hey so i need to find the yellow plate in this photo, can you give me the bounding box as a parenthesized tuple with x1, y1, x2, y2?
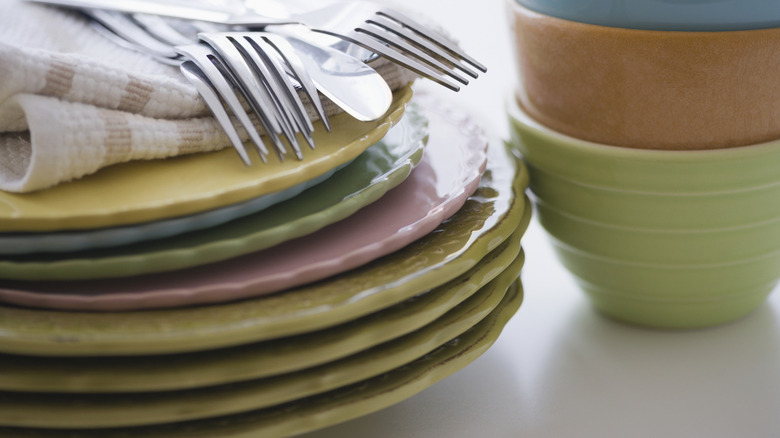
(0, 87, 412, 232)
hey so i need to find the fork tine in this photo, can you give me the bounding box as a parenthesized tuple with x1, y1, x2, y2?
(237, 34, 307, 159)
(366, 15, 479, 79)
(245, 34, 316, 153)
(207, 33, 304, 160)
(176, 43, 272, 161)
(179, 61, 253, 165)
(248, 35, 314, 149)
(263, 33, 331, 132)
(376, 8, 487, 73)
(198, 33, 292, 160)
(333, 31, 460, 91)
(357, 24, 470, 85)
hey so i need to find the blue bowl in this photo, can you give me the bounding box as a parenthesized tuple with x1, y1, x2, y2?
(515, 0, 780, 31)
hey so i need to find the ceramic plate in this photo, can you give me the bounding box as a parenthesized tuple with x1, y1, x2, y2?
(0, 105, 530, 357)
(0, 228, 526, 394)
(0, 87, 411, 232)
(0, 95, 477, 282)
(0, 106, 428, 282)
(0, 279, 523, 437)
(0, 168, 336, 255)
(0, 163, 342, 256)
(0, 187, 528, 358)
(0, 95, 483, 294)
(0, 103, 428, 256)
(0, 252, 525, 429)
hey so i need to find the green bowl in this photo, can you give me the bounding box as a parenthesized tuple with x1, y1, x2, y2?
(507, 96, 780, 329)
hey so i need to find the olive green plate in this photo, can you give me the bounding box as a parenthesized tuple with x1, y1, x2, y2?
(0, 132, 529, 357)
(0, 218, 529, 393)
(0, 104, 428, 284)
(0, 250, 525, 429)
(0, 87, 412, 232)
(0, 276, 524, 436)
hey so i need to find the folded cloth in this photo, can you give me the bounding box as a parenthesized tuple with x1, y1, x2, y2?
(0, 0, 417, 193)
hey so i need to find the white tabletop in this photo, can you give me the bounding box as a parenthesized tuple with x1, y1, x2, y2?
(301, 1, 780, 437)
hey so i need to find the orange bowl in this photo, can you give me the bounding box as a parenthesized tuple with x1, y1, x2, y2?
(509, 0, 780, 150)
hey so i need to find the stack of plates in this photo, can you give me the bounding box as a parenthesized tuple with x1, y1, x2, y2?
(0, 88, 531, 437)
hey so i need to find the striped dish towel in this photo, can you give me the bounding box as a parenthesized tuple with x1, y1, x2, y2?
(0, 0, 417, 193)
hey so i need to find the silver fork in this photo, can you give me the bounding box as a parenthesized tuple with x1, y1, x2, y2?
(88, 10, 325, 164)
(30, 0, 487, 91)
(266, 1, 489, 92)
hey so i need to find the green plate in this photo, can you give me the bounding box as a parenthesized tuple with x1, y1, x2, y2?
(0, 218, 528, 393)
(0, 278, 524, 435)
(0, 140, 529, 357)
(0, 251, 524, 429)
(0, 103, 428, 281)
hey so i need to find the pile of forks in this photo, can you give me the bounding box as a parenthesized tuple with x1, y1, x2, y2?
(28, 0, 486, 164)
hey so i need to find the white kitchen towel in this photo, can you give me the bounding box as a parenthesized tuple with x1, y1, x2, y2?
(0, 0, 417, 192)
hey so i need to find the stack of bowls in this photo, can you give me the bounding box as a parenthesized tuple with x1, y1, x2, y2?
(0, 89, 532, 436)
(506, 0, 780, 328)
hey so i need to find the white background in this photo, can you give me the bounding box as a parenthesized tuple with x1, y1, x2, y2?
(301, 0, 780, 437)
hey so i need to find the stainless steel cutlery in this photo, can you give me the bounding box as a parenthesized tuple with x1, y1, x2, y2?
(27, 0, 486, 164)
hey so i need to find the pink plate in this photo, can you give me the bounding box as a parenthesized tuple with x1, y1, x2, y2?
(0, 97, 488, 311)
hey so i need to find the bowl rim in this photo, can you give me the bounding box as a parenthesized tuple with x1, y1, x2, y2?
(510, 0, 780, 32)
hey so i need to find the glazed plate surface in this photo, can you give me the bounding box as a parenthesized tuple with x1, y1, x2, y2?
(0, 87, 411, 231)
(0, 105, 529, 356)
(0, 253, 525, 429)
(0, 102, 427, 255)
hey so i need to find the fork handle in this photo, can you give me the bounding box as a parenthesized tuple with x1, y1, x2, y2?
(25, 0, 296, 26)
